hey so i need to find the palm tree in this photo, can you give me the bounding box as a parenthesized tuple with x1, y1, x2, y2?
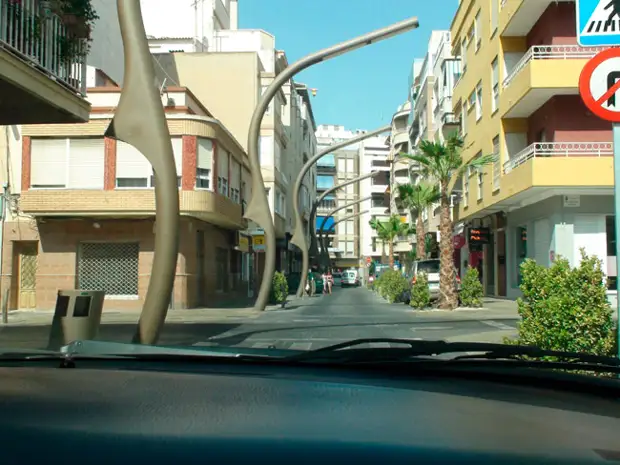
(396, 181, 440, 260)
(401, 134, 495, 309)
(370, 214, 414, 268)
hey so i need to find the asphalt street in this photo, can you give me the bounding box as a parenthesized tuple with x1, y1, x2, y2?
(0, 287, 519, 351)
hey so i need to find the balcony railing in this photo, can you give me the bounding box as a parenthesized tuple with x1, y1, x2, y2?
(503, 45, 604, 89)
(441, 112, 460, 125)
(503, 142, 613, 174)
(0, 0, 87, 94)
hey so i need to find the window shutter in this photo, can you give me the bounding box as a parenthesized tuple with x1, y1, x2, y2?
(171, 137, 183, 174)
(218, 148, 229, 178)
(229, 159, 240, 190)
(197, 138, 213, 170)
(68, 138, 105, 189)
(30, 139, 67, 188)
(116, 141, 148, 179)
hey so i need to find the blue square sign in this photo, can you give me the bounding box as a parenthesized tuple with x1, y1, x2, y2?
(577, 0, 620, 46)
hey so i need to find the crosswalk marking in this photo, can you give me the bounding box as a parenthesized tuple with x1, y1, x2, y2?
(582, 0, 620, 36)
(481, 320, 514, 331)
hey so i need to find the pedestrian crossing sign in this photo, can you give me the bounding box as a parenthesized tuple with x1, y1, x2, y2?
(577, 0, 620, 46)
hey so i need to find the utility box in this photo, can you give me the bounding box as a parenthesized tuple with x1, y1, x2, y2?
(47, 290, 105, 351)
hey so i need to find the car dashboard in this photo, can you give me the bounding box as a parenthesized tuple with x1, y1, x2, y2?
(0, 360, 619, 464)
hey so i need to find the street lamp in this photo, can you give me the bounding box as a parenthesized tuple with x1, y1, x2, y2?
(245, 18, 419, 312)
(291, 125, 389, 266)
(317, 196, 371, 267)
(319, 210, 370, 269)
(296, 171, 379, 296)
(105, 0, 179, 345)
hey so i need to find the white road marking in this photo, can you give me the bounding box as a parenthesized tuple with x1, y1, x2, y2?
(289, 342, 313, 350)
(481, 320, 514, 331)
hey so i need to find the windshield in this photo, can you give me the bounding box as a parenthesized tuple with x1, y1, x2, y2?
(0, 0, 618, 380)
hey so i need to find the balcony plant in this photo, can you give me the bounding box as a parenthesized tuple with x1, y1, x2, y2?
(51, 0, 99, 61)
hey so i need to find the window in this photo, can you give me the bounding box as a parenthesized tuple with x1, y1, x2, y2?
(229, 158, 241, 204)
(217, 148, 229, 197)
(490, 0, 498, 35)
(345, 183, 355, 194)
(274, 189, 285, 216)
(30, 138, 105, 189)
(474, 11, 481, 51)
(116, 138, 182, 188)
(259, 135, 274, 166)
(491, 57, 499, 113)
(492, 136, 500, 191)
(274, 140, 282, 172)
(77, 242, 139, 297)
(196, 138, 213, 190)
(463, 166, 470, 207)
(346, 159, 354, 173)
(345, 241, 354, 256)
(461, 101, 467, 135)
(262, 86, 273, 115)
(337, 158, 346, 172)
(476, 151, 484, 200)
(345, 220, 355, 235)
(475, 82, 483, 121)
(468, 91, 476, 111)
(467, 24, 475, 46)
(461, 37, 467, 70)
(317, 175, 334, 189)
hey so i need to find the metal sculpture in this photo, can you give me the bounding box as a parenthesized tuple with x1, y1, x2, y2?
(105, 0, 180, 344)
(247, 19, 419, 311)
(291, 125, 390, 297)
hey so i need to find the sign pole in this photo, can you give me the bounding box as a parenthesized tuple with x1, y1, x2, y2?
(614, 123, 620, 358)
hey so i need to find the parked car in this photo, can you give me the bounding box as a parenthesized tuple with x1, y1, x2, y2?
(410, 259, 461, 300)
(332, 272, 343, 287)
(341, 269, 360, 287)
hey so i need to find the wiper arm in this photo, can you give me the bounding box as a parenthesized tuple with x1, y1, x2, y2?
(284, 337, 620, 367)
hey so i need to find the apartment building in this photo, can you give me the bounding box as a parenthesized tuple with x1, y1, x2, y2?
(315, 125, 362, 269)
(143, 0, 238, 53)
(407, 31, 463, 258)
(359, 135, 391, 262)
(386, 102, 413, 258)
(0, 0, 122, 125)
(3, 85, 252, 311)
(451, 0, 614, 299)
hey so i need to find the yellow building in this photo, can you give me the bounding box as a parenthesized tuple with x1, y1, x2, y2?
(451, 0, 616, 300)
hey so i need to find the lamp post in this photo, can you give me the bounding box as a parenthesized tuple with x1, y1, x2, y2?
(106, 0, 179, 345)
(320, 210, 370, 270)
(317, 196, 371, 268)
(291, 125, 390, 283)
(296, 171, 379, 296)
(245, 18, 419, 312)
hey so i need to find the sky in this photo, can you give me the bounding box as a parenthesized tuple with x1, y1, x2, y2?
(238, 0, 459, 131)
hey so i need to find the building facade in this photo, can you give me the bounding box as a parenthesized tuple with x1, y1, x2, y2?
(450, 0, 613, 299)
(315, 124, 362, 269)
(4, 86, 253, 311)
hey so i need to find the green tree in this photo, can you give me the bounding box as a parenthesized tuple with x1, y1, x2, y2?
(397, 181, 440, 260)
(401, 134, 494, 309)
(370, 214, 414, 268)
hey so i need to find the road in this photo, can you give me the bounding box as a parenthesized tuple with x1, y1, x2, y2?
(0, 287, 518, 351)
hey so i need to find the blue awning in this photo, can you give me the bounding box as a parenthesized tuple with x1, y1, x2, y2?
(316, 216, 335, 232)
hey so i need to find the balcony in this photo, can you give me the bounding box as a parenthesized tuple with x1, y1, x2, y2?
(370, 183, 389, 194)
(19, 189, 247, 230)
(501, 45, 603, 118)
(499, 0, 568, 36)
(0, 0, 90, 124)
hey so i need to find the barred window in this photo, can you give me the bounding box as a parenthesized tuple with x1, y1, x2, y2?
(77, 242, 139, 296)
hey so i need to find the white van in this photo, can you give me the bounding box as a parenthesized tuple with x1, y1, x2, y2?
(341, 269, 360, 287)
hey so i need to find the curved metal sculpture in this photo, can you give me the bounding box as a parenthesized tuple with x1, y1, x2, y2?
(291, 126, 390, 296)
(309, 171, 379, 261)
(105, 0, 180, 344)
(319, 210, 370, 269)
(318, 196, 371, 267)
(247, 18, 419, 311)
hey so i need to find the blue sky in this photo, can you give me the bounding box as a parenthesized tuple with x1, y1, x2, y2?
(239, 0, 459, 131)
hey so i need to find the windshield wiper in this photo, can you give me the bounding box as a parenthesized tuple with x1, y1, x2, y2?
(283, 338, 620, 370)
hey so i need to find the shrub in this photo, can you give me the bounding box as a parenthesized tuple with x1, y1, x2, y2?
(378, 270, 409, 303)
(410, 272, 431, 309)
(459, 266, 484, 307)
(514, 249, 616, 357)
(270, 271, 288, 305)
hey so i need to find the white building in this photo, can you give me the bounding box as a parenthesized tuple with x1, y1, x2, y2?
(142, 0, 238, 53)
(315, 125, 361, 269)
(359, 135, 391, 262)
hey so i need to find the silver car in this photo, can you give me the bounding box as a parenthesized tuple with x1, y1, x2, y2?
(412, 259, 461, 300)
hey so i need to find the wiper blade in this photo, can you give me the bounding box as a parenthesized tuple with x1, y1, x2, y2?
(284, 338, 620, 367)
